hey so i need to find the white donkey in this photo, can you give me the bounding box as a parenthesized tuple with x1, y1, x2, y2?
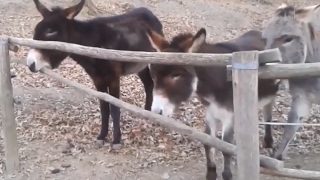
(262, 3, 320, 160)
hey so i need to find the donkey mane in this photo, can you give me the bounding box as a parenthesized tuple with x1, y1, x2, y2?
(214, 42, 240, 52)
(276, 5, 295, 16)
(170, 33, 240, 52)
(51, 6, 64, 13)
(96, 7, 163, 35)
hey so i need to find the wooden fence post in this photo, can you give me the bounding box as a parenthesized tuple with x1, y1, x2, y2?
(0, 37, 19, 174)
(232, 51, 260, 180)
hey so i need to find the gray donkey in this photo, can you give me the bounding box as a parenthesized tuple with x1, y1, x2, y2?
(262, 3, 320, 160)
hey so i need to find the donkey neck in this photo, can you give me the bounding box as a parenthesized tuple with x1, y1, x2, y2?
(189, 41, 239, 106)
(193, 65, 233, 111)
(66, 19, 144, 78)
(194, 41, 239, 84)
(63, 19, 119, 77)
(306, 35, 320, 63)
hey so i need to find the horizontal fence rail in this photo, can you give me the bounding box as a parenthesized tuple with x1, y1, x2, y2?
(8, 36, 282, 66)
(226, 63, 320, 80)
(8, 36, 320, 80)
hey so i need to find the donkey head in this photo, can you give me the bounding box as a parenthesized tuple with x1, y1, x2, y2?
(145, 28, 206, 117)
(262, 4, 320, 64)
(26, 0, 85, 72)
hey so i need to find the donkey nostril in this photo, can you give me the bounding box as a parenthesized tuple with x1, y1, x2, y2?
(29, 62, 37, 73)
(159, 110, 163, 115)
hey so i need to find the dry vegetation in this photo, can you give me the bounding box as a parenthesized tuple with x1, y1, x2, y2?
(1, 0, 320, 179)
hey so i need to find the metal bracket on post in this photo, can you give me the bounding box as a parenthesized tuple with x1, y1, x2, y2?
(231, 62, 259, 70)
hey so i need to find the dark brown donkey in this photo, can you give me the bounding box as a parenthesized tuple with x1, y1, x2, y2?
(26, 0, 164, 148)
(145, 28, 280, 180)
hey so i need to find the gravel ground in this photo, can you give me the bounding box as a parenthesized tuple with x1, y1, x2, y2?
(1, 0, 320, 179)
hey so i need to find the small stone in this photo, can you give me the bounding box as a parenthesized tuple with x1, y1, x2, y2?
(61, 164, 71, 168)
(13, 98, 21, 105)
(181, 151, 187, 157)
(299, 151, 304, 155)
(162, 173, 169, 179)
(294, 165, 301, 169)
(66, 139, 75, 148)
(300, 134, 308, 140)
(62, 149, 71, 154)
(51, 168, 61, 174)
(106, 163, 114, 168)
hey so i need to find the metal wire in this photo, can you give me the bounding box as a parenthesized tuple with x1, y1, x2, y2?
(259, 122, 320, 126)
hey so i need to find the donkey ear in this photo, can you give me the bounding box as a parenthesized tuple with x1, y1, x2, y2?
(145, 27, 168, 52)
(33, 0, 51, 17)
(62, 0, 85, 20)
(295, 4, 320, 21)
(186, 28, 206, 53)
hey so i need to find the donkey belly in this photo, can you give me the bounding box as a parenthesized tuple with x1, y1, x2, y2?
(123, 62, 148, 75)
(289, 78, 320, 104)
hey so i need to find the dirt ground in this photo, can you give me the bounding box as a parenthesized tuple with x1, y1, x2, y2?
(2, 0, 320, 179)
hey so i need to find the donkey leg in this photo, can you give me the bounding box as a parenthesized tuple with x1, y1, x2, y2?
(137, 67, 153, 111)
(273, 96, 310, 160)
(204, 110, 218, 180)
(108, 77, 122, 149)
(262, 101, 275, 155)
(221, 118, 234, 180)
(94, 82, 110, 146)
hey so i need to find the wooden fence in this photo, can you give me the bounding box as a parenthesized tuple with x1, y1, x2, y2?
(1, 35, 320, 179)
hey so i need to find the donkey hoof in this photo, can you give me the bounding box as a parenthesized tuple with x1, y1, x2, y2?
(206, 170, 218, 180)
(275, 154, 283, 160)
(112, 143, 122, 150)
(96, 140, 105, 148)
(262, 137, 273, 149)
(266, 148, 275, 157)
(272, 152, 287, 161)
(275, 154, 290, 161)
(222, 170, 232, 180)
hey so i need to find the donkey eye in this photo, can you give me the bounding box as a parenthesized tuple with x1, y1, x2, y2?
(284, 37, 293, 43)
(171, 73, 181, 79)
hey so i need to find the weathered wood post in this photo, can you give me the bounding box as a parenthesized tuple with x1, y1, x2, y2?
(0, 36, 19, 174)
(232, 51, 260, 180)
